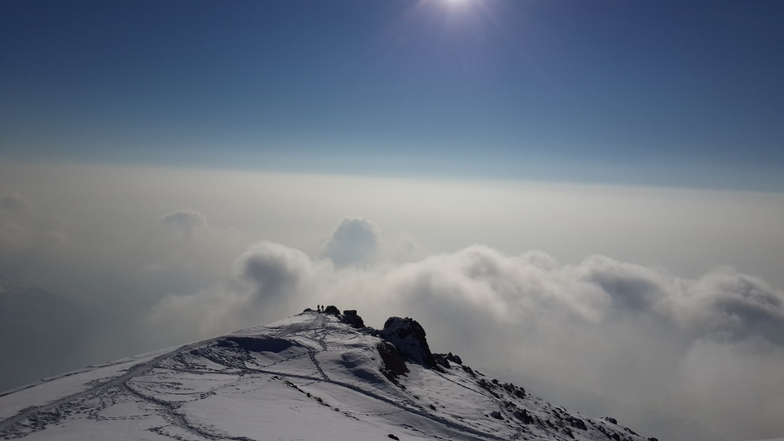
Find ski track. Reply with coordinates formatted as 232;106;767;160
123;381;253;441
0;337;222;435
0;313;505;441
246;316;506;441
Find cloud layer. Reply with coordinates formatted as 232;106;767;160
148;221;784;441
4;164;784;441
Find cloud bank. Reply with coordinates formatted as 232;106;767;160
4;164;784;441
148;219;784;441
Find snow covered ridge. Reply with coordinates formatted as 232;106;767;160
0;308;658;441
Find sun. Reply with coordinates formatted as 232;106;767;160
437;0;473;13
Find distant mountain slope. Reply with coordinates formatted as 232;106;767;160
0;309;656;441
0;279;92;392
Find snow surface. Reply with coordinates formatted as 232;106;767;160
0;310;655;441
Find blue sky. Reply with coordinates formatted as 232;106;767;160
2;0;783;190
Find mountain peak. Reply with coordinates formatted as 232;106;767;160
0;308;657;441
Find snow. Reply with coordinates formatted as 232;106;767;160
0;310;656;441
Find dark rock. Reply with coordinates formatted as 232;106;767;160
568;417;587;431
377;341;409;383
379;317;436;367
434;352;463;367
477;379;501;398
434;353;451;368
387;435;399;440
341;309;365;328
514;409;534;425
604;417;618;425
323;305;340;316
490;411;503;420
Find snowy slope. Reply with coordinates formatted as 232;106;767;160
0;309;656;441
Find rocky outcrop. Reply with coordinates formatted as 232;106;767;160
379;317;436;367
434;352;462;368
341;310;365;328
376;341;409;384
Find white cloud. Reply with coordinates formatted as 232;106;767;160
160;209;207;233
236;241;313;301
320;217;381;266
320;217;427;267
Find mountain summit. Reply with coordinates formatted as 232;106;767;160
0;308;656;441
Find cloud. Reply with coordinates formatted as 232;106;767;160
4;164;784;439
147;223;784;441
147;241;318;342
320;217;381;266
147;209;249;276
671;268;784;345
160;209;208;234
319;217;427;266
235;241;313;301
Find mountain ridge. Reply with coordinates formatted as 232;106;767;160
0;308;657;441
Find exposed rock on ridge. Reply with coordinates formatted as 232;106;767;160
379;316;436;367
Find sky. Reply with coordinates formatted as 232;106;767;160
2;1;784;441
2;0;784;189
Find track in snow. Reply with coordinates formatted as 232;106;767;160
0;313;506;441
0;337;220;435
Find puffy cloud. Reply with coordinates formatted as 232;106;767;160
320;217;381;266
148;241;318;342
160;209;207;234
235;241;312;301
669;268;784;345
319;217;427;266
147;219;784;441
